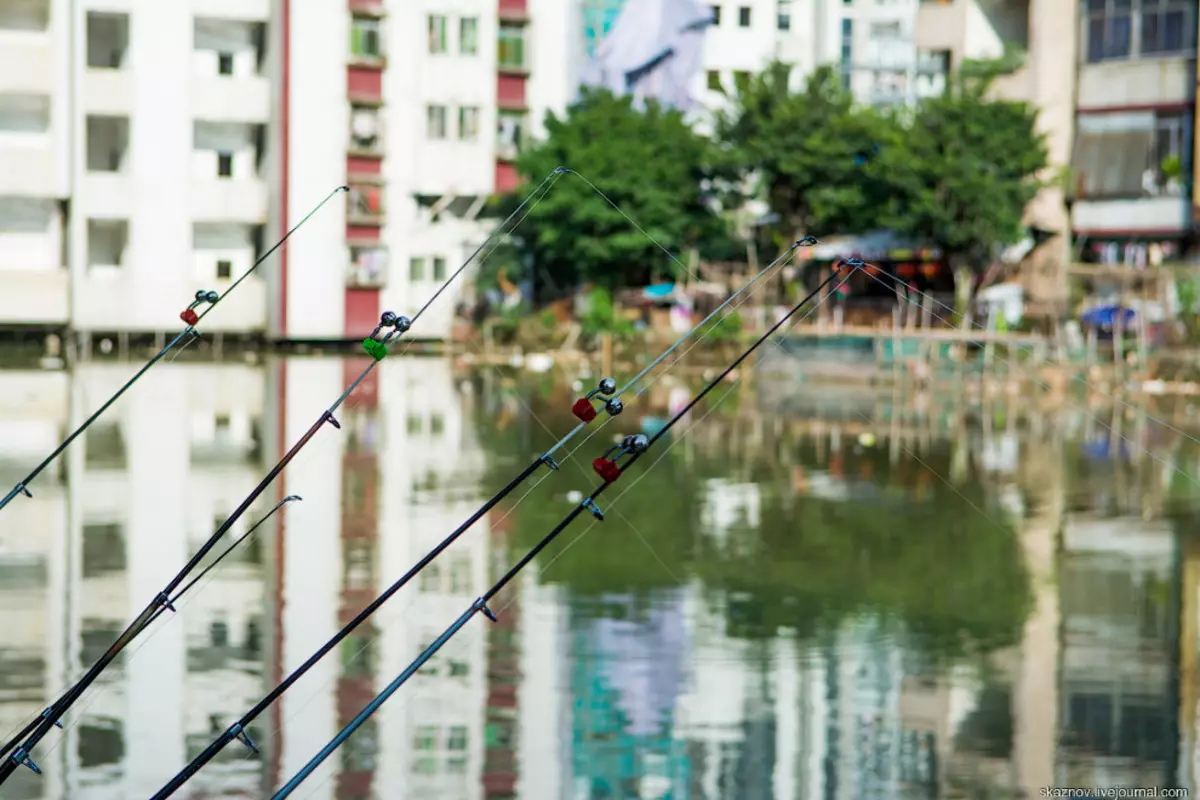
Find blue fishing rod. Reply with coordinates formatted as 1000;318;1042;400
0;187;346;512
0;171;567;787
148;239;815;798
268;260;857;798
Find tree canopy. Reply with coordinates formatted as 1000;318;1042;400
511;89;725;296
714;63;902;244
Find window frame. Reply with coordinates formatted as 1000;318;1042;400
427;14;447;54
459;16;478;55
1082;0;1195;63
498;22;526;70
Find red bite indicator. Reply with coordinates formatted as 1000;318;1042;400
180;309;199;325
592;458;621;483
572;398;598;423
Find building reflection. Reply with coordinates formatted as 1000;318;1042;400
0;363;1198;799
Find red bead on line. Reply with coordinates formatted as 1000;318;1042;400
592;458;621;483
180;309;199;325
572;398;598;423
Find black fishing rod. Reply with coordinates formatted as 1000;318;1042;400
0;496;298;771
0;188;346;513
269;258;860;798
149;239;813;799
0;171;565;787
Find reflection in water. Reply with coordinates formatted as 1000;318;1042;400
0;355;1197;798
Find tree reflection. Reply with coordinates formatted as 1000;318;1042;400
474;378;1033;661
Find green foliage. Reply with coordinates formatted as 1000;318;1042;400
513;89;721;294
715;63;900;241
701;309;744;343
473;386;1033;661
873;75;1049;269
580;286;634;337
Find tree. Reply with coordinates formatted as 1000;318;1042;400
715;62;901;245
874;71;1049;306
511;89;724;297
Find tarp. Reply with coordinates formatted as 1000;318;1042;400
1079;304;1136;328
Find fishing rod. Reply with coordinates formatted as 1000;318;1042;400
0;170;565;787
270;258;862;798
0;187;346;514
0;496;298;771
149;238;813;798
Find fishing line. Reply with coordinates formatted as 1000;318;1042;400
853;268;1200;488
147;238;812;797
0;171;565;787
0;187;347;514
215;239;822;780
266;262;852;798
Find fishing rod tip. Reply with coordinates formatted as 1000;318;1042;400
285;494;303;503
551;166;569;175
338;185;350;192
795;236;818;247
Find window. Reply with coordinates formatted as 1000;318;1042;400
449;555;471;592
214;413;231;437
706;69;723;92
426;104;447;139
413;726;438;751
448;659;469;677
1140;0;1194;54
217;152;233;177
216;259;232;279
418;560;439;591
841;18;854;86
1085;0;1133;61
777;0;792;29
710;5;721;24
459;106;480;141
447;726;468;751
217;52;234;75
733;70;751;92
432;256;447;282
350;16;383;59
460;16;479;54
497;109;527;158
428;14;447;54
430;411;445;435
82;523;125;578
738;6;751;26
1071;109;1194;197
498;22;526;70
409;257;427;281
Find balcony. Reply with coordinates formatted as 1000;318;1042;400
0;138;54;194
1078;57;1195;110
915;0;965;54
192;75;270;124
0;31;52;95
1072;195;1192;235
348;106;384;158
347;184;384;226
498;0;529;22
0;267;67;325
192;178;268;222
83;69;134;115
347;246;387;288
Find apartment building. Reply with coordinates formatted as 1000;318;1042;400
0;0;272;337
1070;0;1197;265
0;0;534;342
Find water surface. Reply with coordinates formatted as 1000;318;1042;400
0;354;1197;799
